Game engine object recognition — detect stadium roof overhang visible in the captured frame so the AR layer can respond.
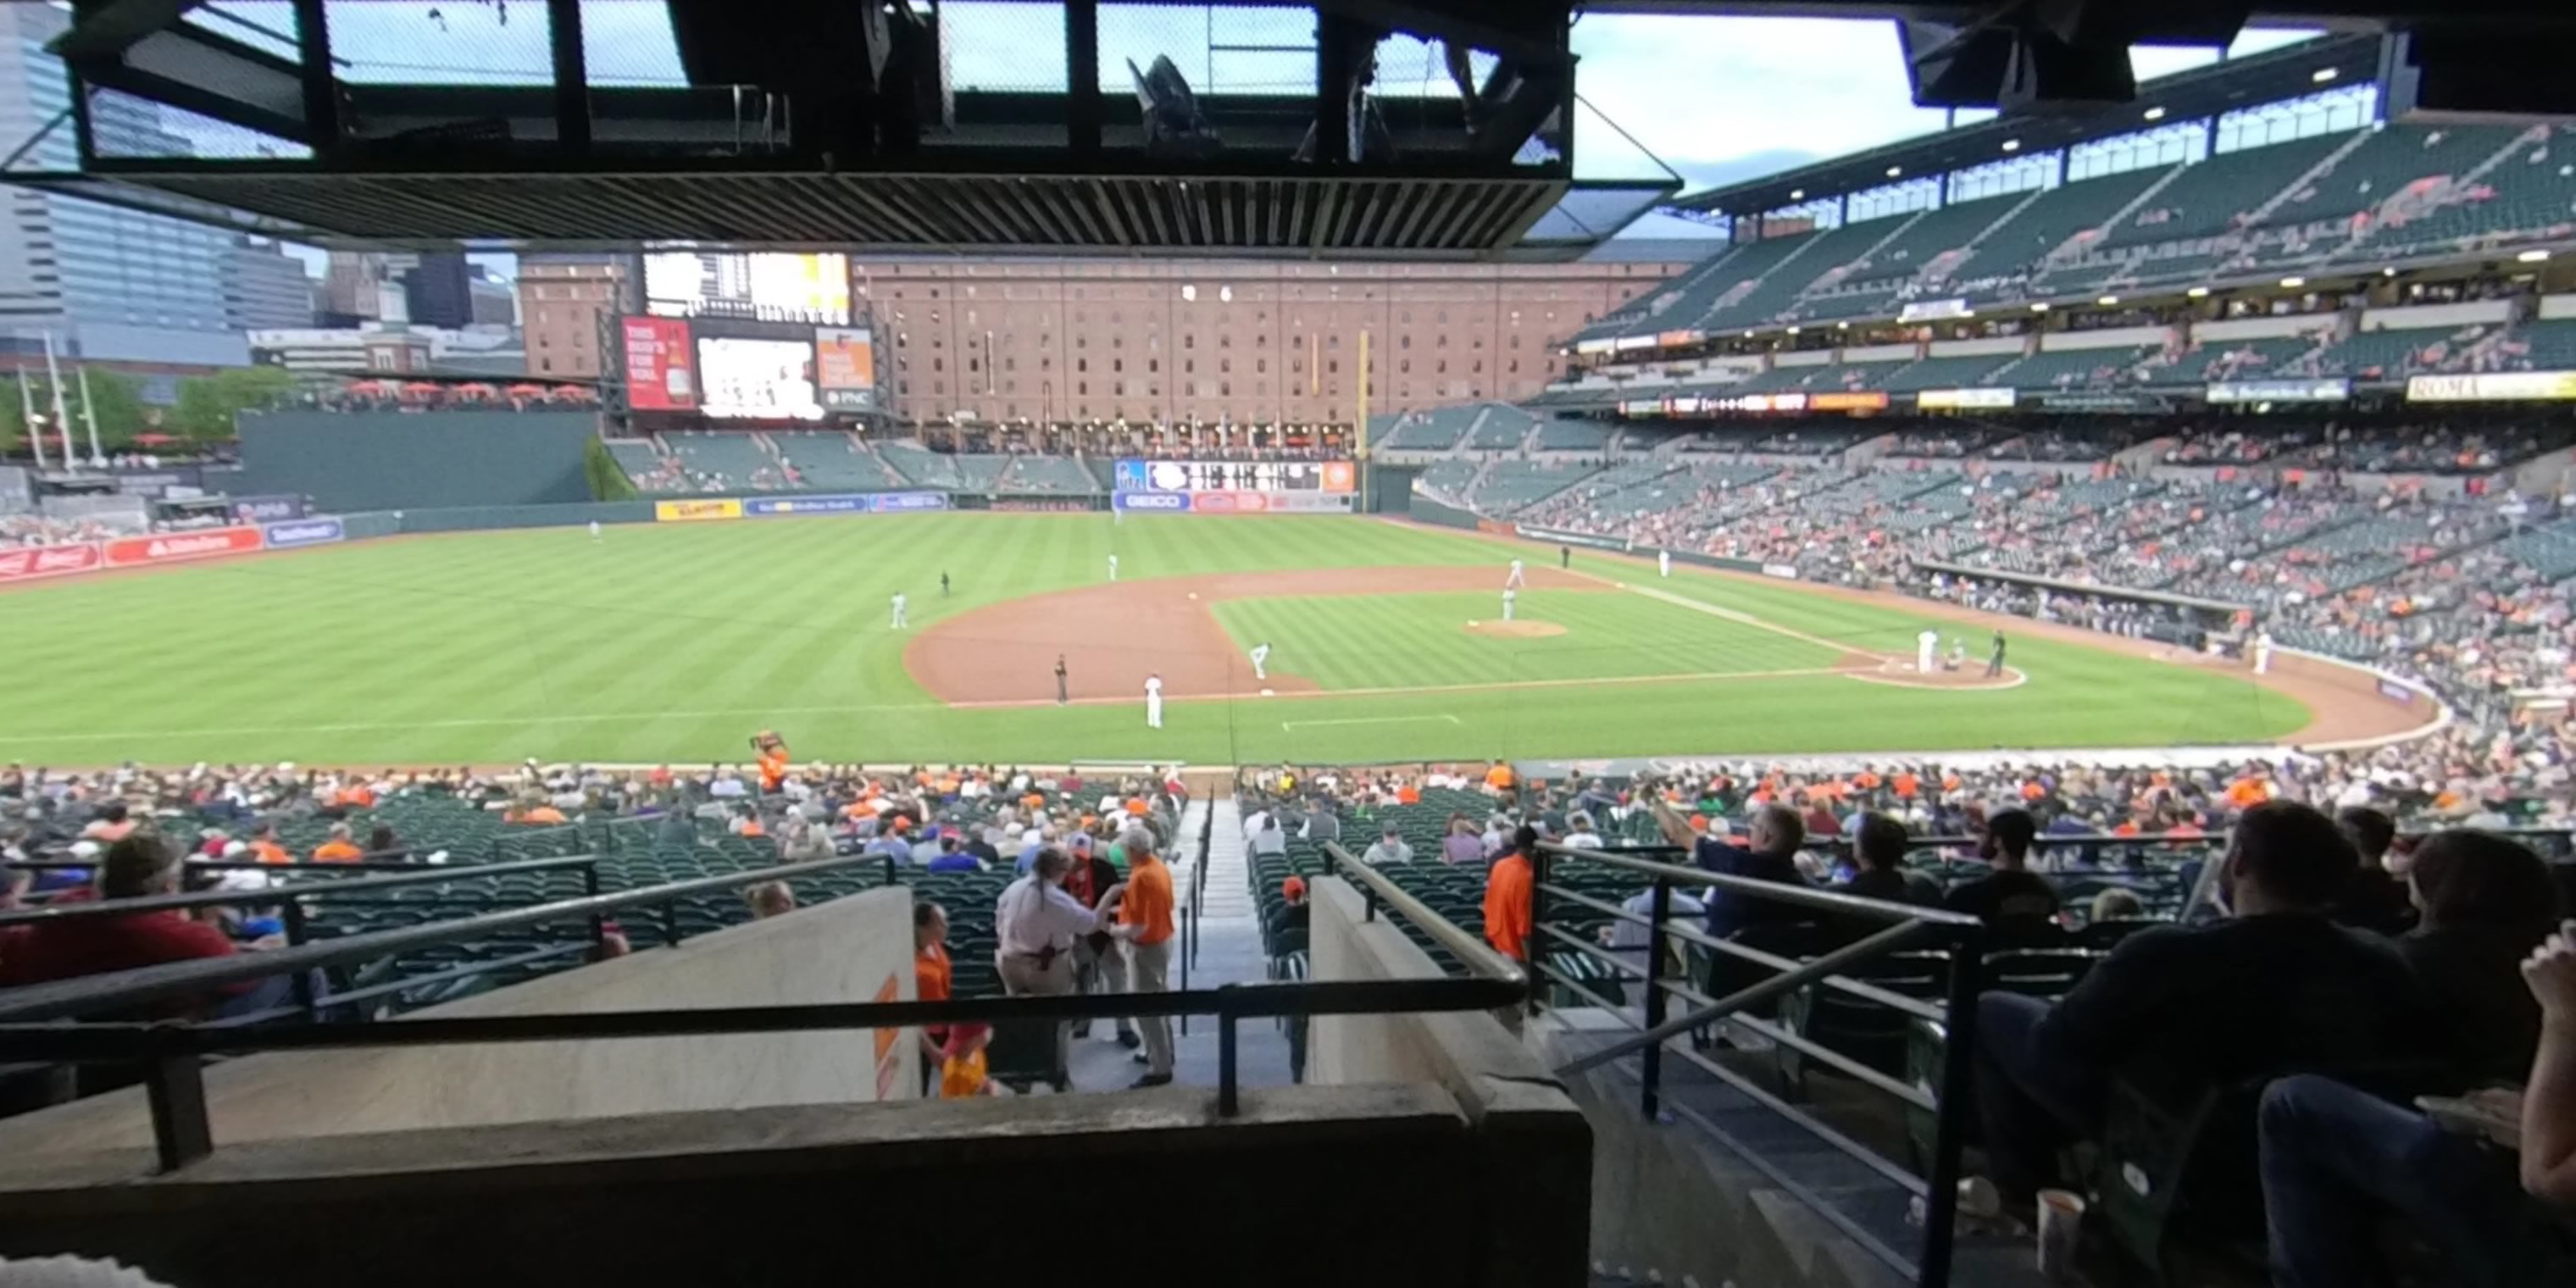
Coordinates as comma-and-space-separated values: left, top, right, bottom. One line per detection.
3, 0, 1676, 259
1668, 33, 2379, 217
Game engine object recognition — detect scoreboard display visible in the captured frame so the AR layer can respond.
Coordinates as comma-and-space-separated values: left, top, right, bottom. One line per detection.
1113, 459, 1355, 493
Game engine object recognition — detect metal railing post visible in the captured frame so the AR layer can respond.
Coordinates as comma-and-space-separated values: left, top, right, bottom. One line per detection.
1917, 926, 1985, 1288
1639, 877, 1671, 1119
1527, 842, 1550, 1016
657, 899, 681, 948
581, 861, 606, 951
279, 899, 319, 1015
142, 1042, 213, 1174
1216, 984, 1240, 1117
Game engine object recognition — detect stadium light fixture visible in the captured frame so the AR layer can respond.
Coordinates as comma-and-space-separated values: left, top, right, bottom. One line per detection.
2280, 276, 2307, 287
2142, 106, 2167, 121
1886, 165, 1903, 177
1790, 189, 1804, 201
2001, 139, 2022, 153
1786, 325, 1802, 335
2187, 286, 2212, 297
1836, 321, 1850, 330
2097, 295, 2120, 306
2518, 249, 2551, 263
2312, 68, 2339, 83
2029, 302, 2050, 313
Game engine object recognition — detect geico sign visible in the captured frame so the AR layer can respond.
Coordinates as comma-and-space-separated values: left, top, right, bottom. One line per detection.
104, 526, 264, 567
0, 542, 103, 583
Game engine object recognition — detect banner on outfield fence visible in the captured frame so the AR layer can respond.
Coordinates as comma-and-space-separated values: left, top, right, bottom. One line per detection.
1761, 564, 1801, 580
1515, 525, 1630, 552
105, 526, 263, 567
2406, 370, 2576, 402
654, 497, 742, 523
262, 518, 344, 548
1113, 459, 1353, 494
229, 493, 306, 522
737, 491, 950, 518
1113, 490, 1352, 514
0, 542, 101, 584
2207, 378, 2351, 404
1917, 387, 2018, 410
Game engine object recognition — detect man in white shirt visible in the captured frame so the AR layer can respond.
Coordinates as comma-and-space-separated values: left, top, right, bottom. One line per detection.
1658, 549, 1671, 579
1249, 812, 1287, 858
891, 592, 908, 630
1562, 812, 1603, 849
1249, 641, 1271, 681
995, 848, 1124, 1079
1144, 673, 1164, 729
1361, 823, 1413, 865
1917, 628, 1940, 674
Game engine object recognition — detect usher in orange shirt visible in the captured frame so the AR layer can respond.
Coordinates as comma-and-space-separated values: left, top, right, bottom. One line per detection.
1120, 853, 1176, 946
1483, 853, 1534, 960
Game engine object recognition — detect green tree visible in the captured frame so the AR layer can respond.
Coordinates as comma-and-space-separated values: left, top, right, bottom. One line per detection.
584, 436, 639, 501
171, 366, 297, 441
71, 369, 147, 450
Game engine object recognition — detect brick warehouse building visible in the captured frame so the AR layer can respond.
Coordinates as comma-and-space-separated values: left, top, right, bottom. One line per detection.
858, 246, 1701, 428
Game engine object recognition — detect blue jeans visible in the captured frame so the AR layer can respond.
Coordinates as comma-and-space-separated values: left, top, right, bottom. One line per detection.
1973, 990, 2105, 1198
2261, 1074, 2576, 1288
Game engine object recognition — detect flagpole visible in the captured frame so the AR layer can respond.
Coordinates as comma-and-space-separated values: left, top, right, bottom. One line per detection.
42, 332, 75, 469
17, 363, 42, 470
77, 366, 103, 466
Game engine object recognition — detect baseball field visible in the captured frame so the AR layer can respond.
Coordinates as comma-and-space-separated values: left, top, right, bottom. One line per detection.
0, 512, 2401, 767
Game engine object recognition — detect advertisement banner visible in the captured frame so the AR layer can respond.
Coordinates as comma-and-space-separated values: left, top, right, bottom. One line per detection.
1113, 459, 1353, 493
2040, 392, 2169, 414
1247, 491, 1354, 514
1761, 564, 1801, 580
1574, 338, 1618, 356
0, 542, 101, 584
1618, 398, 1664, 417
2406, 370, 2576, 403
1113, 491, 1189, 513
230, 494, 307, 522
991, 498, 1095, 513
815, 326, 878, 413
746, 494, 869, 517
1655, 329, 1702, 349
1111, 490, 1346, 514
622, 317, 698, 410
869, 491, 949, 513
1917, 387, 2018, 410
2207, 378, 2351, 404
1187, 491, 1268, 514
262, 518, 344, 548
1710, 391, 1807, 414
1897, 298, 1973, 323
1808, 391, 1890, 412
654, 497, 743, 523
1612, 335, 1658, 352
104, 526, 263, 567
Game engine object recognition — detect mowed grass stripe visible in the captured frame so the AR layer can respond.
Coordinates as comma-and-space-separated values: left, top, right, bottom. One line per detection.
0, 515, 2315, 764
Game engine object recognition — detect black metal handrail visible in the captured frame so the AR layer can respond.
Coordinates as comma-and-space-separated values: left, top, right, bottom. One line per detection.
0, 854, 602, 929
0, 854, 861, 1024
1320, 841, 1529, 989
1524, 841, 1987, 1288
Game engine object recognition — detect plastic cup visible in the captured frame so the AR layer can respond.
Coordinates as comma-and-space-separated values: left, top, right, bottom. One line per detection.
2035, 1188, 2086, 1280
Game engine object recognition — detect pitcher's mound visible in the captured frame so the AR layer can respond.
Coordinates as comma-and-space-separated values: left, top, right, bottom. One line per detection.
1466, 619, 1566, 640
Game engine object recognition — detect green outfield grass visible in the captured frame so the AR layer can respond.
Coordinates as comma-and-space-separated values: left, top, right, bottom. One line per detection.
1209, 590, 1840, 688
0, 514, 2315, 765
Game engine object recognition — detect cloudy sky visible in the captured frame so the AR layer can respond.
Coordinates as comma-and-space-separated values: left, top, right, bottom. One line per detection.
188, 3, 2323, 268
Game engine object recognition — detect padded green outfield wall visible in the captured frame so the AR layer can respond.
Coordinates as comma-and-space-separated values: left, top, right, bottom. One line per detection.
235, 411, 603, 512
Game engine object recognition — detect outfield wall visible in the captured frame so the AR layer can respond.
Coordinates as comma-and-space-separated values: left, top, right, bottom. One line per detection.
235, 411, 603, 512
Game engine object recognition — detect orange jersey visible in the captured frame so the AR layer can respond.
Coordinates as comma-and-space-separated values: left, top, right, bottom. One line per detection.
1483, 854, 1534, 959
1120, 855, 1177, 945
758, 749, 790, 792
311, 841, 364, 863
1485, 763, 1515, 791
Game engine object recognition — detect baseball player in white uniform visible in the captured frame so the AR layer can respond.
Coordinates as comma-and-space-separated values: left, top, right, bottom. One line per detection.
1144, 673, 1164, 728
1657, 549, 1671, 579
2253, 630, 2273, 675
1502, 588, 1518, 622
1249, 642, 1271, 681
891, 592, 908, 629
1505, 558, 1526, 589
1108, 553, 1119, 582
1916, 628, 1940, 674
589, 519, 602, 541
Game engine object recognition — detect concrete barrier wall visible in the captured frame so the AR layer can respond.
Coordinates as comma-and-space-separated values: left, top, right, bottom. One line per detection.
1309, 877, 1593, 1288
0, 886, 919, 1156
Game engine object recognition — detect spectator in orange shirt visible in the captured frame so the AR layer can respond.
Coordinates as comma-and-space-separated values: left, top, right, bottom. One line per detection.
1113, 826, 1179, 1087
752, 730, 789, 795
1483, 825, 1536, 961
311, 823, 364, 863
247, 823, 290, 866
1485, 761, 1516, 795
913, 901, 952, 1088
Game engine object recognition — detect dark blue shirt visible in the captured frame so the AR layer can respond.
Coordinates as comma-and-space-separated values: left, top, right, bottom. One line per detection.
1692, 837, 1812, 938
925, 852, 981, 874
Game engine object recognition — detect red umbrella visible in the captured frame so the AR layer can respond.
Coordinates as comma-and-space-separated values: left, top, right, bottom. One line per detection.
454, 383, 499, 399
506, 383, 549, 399
398, 381, 441, 399
547, 385, 592, 402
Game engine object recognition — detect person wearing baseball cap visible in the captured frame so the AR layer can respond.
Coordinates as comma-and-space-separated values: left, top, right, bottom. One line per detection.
1270, 876, 1313, 1082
